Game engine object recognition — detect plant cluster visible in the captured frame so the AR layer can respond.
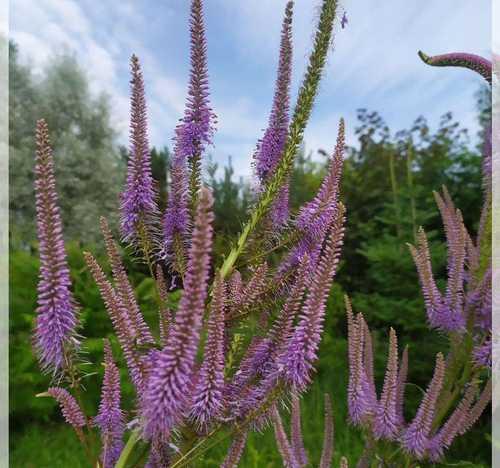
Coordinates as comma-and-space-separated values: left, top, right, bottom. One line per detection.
29, 1, 491, 467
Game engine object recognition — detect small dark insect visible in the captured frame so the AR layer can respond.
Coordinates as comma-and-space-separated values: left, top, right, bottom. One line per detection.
341, 11, 348, 29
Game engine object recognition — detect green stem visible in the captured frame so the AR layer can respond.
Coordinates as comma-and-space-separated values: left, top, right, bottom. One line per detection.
115, 429, 141, 468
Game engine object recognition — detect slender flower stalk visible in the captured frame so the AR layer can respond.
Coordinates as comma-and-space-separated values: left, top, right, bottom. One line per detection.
43, 387, 86, 429
402, 353, 445, 459
373, 328, 400, 440
155, 264, 172, 346
281, 204, 345, 390
94, 340, 125, 468
319, 393, 334, 468
120, 55, 158, 244
272, 406, 300, 468
101, 217, 154, 346
189, 275, 226, 430
221, 431, 248, 468
33, 119, 79, 374
84, 252, 147, 393
179, 0, 216, 211
290, 393, 308, 467
144, 187, 214, 440
253, 0, 294, 227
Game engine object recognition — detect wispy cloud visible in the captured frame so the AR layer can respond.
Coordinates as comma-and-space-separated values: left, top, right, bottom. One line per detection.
11, 0, 490, 177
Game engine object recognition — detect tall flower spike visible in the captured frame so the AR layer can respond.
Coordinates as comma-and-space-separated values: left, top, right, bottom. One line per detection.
221, 430, 248, 468
253, 0, 294, 227
44, 387, 86, 429
374, 328, 400, 440
189, 275, 226, 430
101, 217, 154, 346
402, 353, 445, 459
163, 149, 190, 274
418, 50, 492, 85
459, 379, 492, 436
408, 229, 443, 329
178, 0, 216, 209
144, 187, 214, 440
280, 120, 345, 276
120, 55, 158, 244
319, 393, 334, 468
94, 340, 125, 468
281, 204, 345, 390
427, 384, 477, 462
291, 393, 308, 466
361, 318, 377, 407
33, 119, 79, 374
84, 252, 147, 392
272, 406, 300, 468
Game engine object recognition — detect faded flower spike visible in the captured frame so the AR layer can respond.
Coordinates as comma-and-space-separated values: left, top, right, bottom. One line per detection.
144, 187, 214, 440
120, 55, 159, 244
33, 119, 79, 374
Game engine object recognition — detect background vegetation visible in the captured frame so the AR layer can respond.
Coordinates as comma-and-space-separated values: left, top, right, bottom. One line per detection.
9, 42, 491, 467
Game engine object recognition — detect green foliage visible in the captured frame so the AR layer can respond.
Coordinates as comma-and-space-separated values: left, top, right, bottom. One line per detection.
9, 41, 125, 245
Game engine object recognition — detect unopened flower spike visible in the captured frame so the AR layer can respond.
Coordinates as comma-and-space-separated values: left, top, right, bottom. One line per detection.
272, 406, 300, 468
120, 55, 159, 245
33, 119, 80, 374
319, 393, 334, 468
41, 387, 86, 430
291, 392, 309, 466
144, 187, 214, 440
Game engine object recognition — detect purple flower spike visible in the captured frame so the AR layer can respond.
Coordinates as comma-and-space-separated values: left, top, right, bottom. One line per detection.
319, 393, 334, 468
374, 328, 400, 440
253, 0, 294, 227
33, 119, 79, 374
280, 120, 345, 276
144, 187, 214, 441
120, 55, 158, 244
45, 387, 86, 429
221, 430, 248, 468
101, 217, 155, 346
189, 275, 226, 430
281, 204, 345, 390
473, 333, 491, 368
272, 406, 300, 468
177, 0, 216, 202
94, 340, 125, 468
163, 149, 190, 269
291, 393, 308, 466
402, 353, 445, 459
418, 50, 492, 85
395, 345, 409, 426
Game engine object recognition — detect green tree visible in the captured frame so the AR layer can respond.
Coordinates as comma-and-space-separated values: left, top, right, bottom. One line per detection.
9, 42, 125, 246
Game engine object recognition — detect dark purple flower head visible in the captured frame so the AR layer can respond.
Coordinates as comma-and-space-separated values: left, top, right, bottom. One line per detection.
473, 333, 491, 368
94, 340, 125, 468
341, 11, 348, 29
120, 55, 158, 243
253, 1, 294, 226
144, 187, 214, 440
33, 119, 79, 374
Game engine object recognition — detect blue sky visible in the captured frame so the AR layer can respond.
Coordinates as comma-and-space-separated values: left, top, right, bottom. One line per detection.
11, 0, 491, 178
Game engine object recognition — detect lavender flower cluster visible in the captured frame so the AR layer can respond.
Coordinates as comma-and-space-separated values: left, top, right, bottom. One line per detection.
30, 1, 490, 467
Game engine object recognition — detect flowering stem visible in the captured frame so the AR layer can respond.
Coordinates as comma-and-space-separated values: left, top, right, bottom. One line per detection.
219, 0, 338, 279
